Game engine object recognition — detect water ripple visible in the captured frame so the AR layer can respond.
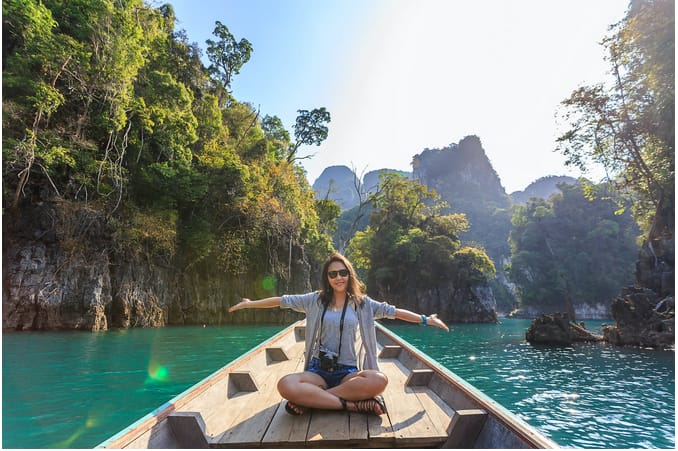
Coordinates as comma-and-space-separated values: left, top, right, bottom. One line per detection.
386, 319, 674, 449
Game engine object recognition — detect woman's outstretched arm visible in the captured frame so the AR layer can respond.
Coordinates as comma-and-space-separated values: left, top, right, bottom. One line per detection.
395, 308, 450, 332
228, 297, 281, 313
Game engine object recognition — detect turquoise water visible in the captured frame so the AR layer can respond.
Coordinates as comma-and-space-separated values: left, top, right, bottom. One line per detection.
388, 320, 675, 449
2, 325, 285, 449
2, 319, 675, 449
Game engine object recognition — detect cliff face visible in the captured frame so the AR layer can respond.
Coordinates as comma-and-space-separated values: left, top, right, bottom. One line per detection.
312, 166, 411, 211
602, 235, 675, 349
372, 282, 498, 324
3, 203, 114, 331
413, 135, 510, 210
510, 175, 578, 205
3, 202, 307, 331
312, 166, 360, 210
412, 136, 514, 312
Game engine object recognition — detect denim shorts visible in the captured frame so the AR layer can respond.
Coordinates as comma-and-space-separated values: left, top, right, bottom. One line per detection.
307, 357, 359, 388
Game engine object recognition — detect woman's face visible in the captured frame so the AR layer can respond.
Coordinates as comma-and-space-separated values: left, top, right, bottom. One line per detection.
327, 261, 349, 294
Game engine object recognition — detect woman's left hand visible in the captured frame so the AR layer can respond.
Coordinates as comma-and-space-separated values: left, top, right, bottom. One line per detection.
427, 313, 450, 332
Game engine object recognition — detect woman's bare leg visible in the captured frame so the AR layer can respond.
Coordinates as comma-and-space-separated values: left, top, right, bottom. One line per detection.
277, 369, 388, 414
277, 372, 343, 410
327, 370, 388, 401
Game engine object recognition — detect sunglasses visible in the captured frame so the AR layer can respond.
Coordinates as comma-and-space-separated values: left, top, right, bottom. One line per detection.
328, 269, 349, 279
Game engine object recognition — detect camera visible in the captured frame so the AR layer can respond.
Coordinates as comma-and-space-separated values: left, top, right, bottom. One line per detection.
318, 348, 338, 371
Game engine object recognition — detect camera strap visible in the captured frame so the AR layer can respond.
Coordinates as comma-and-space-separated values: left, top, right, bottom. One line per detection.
319, 298, 349, 361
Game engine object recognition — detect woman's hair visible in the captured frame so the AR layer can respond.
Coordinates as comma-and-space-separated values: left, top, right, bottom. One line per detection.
319, 252, 364, 307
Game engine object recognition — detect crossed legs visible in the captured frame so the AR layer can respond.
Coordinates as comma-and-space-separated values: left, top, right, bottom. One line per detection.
277, 369, 388, 414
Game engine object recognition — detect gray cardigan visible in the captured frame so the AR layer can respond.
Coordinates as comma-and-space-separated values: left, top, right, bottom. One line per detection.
280, 292, 397, 371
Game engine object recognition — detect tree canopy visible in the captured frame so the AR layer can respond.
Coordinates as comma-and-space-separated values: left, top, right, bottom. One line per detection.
507, 182, 640, 315
556, 0, 674, 239
346, 173, 495, 297
2, 0, 333, 285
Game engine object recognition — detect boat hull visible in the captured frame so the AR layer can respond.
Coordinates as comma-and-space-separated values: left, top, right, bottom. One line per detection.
97, 320, 558, 448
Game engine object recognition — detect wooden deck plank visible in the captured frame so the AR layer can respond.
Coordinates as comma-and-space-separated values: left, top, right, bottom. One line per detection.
377, 359, 449, 447
258, 353, 311, 448
348, 411, 369, 444
409, 386, 456, 430
366, 413, 394, 448
306, 410, 351, 446
364, 344, 395, 447
181, 333, 302, 439
260, 399, 311, 447
209, 341, 306, 447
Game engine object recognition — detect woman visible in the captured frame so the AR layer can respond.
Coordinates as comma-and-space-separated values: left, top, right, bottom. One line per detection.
228, 252, 449, 416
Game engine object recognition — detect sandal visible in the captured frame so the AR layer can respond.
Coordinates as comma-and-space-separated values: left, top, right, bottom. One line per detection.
351, 396, 387, 416
284, 400, 307, 416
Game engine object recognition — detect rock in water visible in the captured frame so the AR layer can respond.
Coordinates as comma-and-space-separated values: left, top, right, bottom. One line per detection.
602, 287, 674, 349
526, 313, 603, 345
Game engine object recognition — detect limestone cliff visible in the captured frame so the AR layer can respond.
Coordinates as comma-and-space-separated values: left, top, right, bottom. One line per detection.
371, 282, 498, 324
510, 175, 578, 205
312, 165, 360, 210
3, 202, 307, 331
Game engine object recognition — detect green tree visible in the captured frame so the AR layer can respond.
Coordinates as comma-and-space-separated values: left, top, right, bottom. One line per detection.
2, 0, 335, 319
347, 174, 491, 297
556, 0, 674, 239
205, 21, 252, 90
287, 108, 331, 162
508, 182, 640, 315
3, 0, 161, 211
261, 115, 291, 159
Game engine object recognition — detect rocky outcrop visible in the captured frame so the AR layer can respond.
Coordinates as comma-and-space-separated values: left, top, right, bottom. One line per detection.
3, 203, 113, 331
510, 175, 578, 205
525, 289, 674, 350
636, 237, 674, 298
375, 282, 498, 324
602, 287, 674, 349
2, 202, 308, 331
600, 231, 675, 350
525, 313, 603, 345
312, 166, 411, 211
312, 165, 360, 210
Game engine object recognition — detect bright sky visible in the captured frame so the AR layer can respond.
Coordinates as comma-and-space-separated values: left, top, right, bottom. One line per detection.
166, 0, 629, 193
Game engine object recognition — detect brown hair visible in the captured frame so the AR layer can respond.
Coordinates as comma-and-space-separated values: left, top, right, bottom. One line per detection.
319, 252, 364, 307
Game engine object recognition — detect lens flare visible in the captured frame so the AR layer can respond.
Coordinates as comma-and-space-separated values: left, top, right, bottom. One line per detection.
51, 413, 100, 448
261, 275, 277, 291
146, 361, 170, 383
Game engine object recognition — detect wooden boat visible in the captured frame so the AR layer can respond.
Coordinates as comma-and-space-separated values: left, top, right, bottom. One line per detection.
97, 320, 559, 448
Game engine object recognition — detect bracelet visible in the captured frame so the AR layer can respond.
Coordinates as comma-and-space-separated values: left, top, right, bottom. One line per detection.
421, 314, 427, 326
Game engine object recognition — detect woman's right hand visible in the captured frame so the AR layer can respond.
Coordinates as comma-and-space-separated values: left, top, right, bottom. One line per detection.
228, 298, 251, 313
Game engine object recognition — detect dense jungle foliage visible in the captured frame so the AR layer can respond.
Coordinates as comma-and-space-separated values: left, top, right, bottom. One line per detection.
346, 173, 496, 297
507, 182, 640, 314
2, 0, 337, 281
